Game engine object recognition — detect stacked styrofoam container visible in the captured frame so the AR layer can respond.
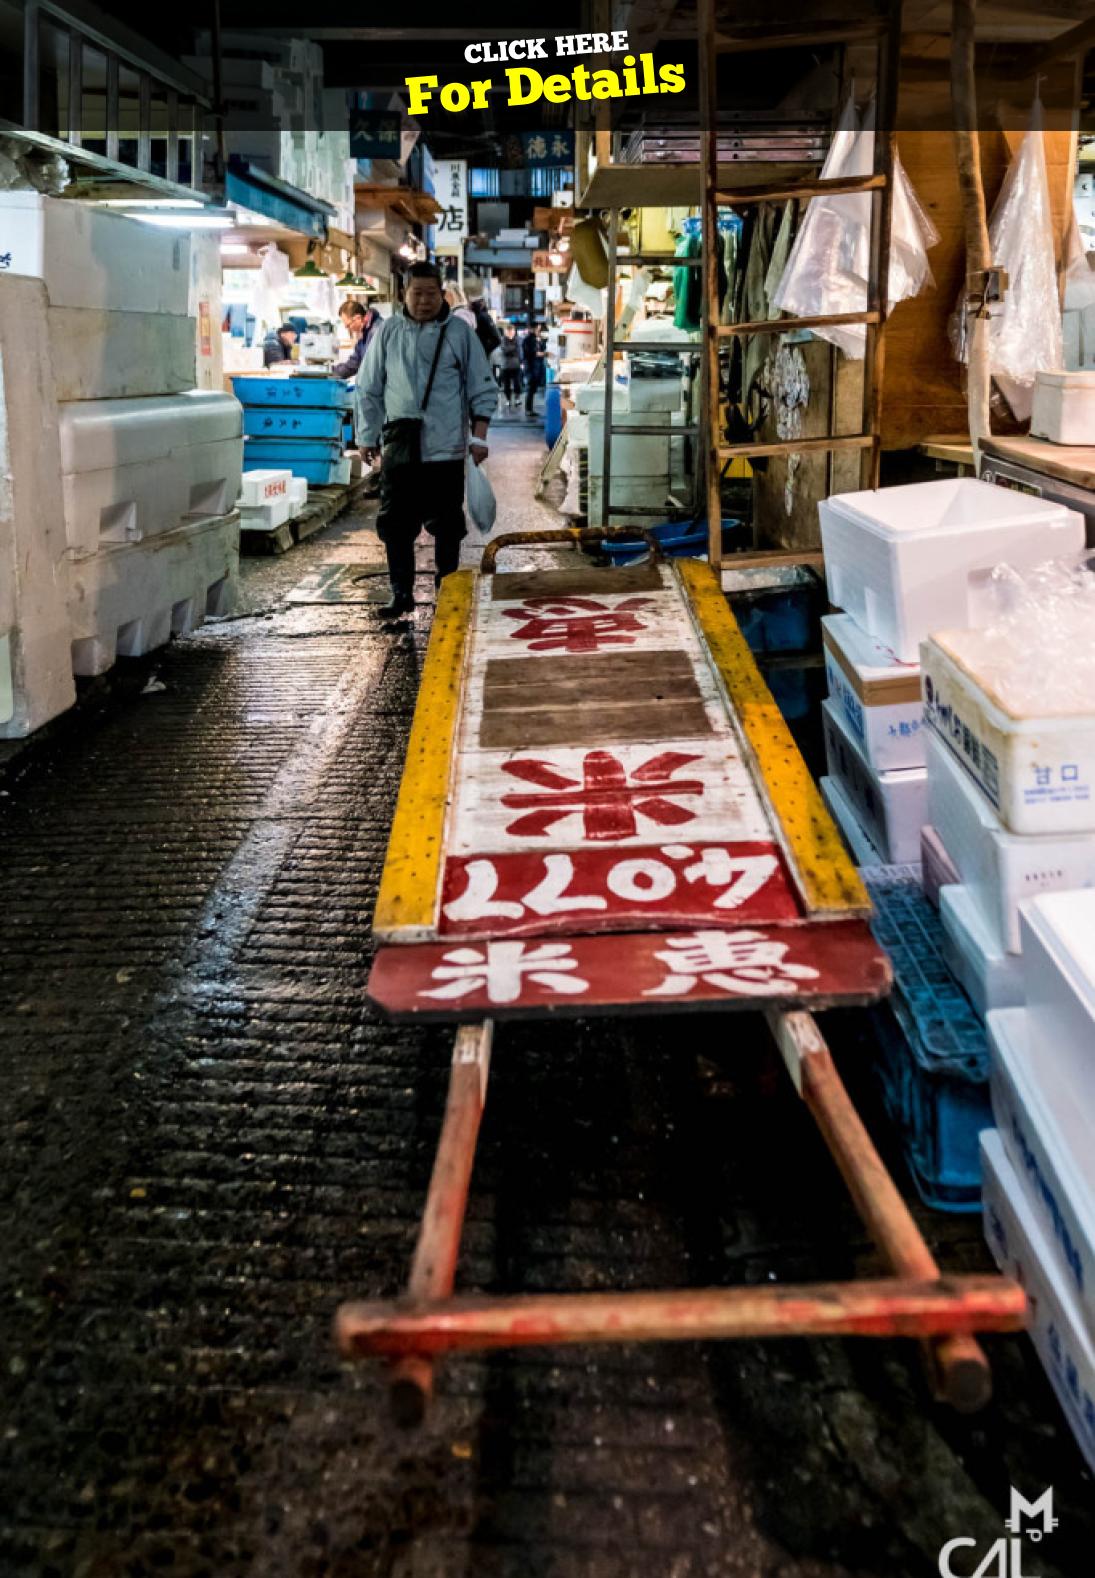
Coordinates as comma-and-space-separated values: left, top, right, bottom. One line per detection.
818, 475, 1085, 904
0, 196, 243, 726
981, 890, 1095, 1474
233, 375, 353, 486
921, 604, 1095, 1015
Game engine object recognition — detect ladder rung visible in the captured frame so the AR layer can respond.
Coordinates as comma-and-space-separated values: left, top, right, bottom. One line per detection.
609, 424, 699, 436
611, 341, 701, 354
717, 310, 881, 337
714, 172, 886, 206
717, 434, 876, 461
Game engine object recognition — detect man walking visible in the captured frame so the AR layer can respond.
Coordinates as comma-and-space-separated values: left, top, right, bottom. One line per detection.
521, 321, 543, 417
356, 262, 498, 620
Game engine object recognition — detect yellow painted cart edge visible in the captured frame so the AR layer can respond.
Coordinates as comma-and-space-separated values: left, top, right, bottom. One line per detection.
675, 557, 870, 919
373, 568, 476, 941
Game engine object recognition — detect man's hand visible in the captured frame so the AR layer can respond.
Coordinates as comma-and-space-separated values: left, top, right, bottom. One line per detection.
469, 439, 488, 467
362, 445, 381, 465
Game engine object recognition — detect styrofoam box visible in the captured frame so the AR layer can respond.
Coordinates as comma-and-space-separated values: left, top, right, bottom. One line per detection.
939, 884, 1024, 1017
287, 477, 307, 510
819, 478, 1085, 662
921, 824, 960, 908
923, 632, 1095, 835
822, 613, 923, 771
58, 394, 243, 558
239, 470, 293, 508
67, 513, 239, 676
49, 307, 196, 402
819, 773, 887, 868
239, 498, 293, 530
927, 730, 1095, 952
988, 1005, 1095, 1343
1031, 369, 1095, 447
0, 193, 190, 316
981, 1129, 1095, 1476
1019, 891, 1095, 1062
822, 698, 926, 864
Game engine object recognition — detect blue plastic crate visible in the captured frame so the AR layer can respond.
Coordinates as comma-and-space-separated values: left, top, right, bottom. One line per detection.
601, 518, 746, 565
243, 407, 345, 440
861, 865, 992, 1213
244, 436, 343, 463
231, 375, 352, 410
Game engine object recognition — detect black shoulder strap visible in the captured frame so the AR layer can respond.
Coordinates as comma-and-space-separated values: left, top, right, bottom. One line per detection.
422, 321, 450, 411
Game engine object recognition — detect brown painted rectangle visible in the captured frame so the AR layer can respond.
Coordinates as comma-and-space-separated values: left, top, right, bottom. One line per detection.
489, 564, 664, 602
480, 650, 714, 748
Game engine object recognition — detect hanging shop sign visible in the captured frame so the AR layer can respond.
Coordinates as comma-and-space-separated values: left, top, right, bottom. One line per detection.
429, 160, 470, 252
522, 130, 575, 167
350, 110, 403, 160
532, 250, 566, 273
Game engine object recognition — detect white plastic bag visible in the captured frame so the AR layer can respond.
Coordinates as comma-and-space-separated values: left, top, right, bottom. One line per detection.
465, 454, 497, 535
771, 97, 938, 357
950, 102, 1063, 418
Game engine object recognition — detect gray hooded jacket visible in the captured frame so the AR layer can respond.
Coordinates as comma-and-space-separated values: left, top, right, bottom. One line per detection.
354, 304, 498, 463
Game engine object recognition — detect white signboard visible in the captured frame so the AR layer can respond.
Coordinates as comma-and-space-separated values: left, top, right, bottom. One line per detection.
430, 159, 469, 253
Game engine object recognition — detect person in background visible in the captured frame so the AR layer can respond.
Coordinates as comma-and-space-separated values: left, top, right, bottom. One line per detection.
356, 262, 498, 621
263, 323, 297, 365
468, 293, 502, 359
332, 299, 380, 379
498, 322, 523, 411
521, 320, 544, 417
443, 284, 477, 330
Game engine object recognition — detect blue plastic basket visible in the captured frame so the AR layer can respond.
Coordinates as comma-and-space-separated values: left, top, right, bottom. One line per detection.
244, 436, 343, 463
243, 407, 345, 440
861, 865, 992, 1213
601, 518, 746, 565
231, 375, 352, 410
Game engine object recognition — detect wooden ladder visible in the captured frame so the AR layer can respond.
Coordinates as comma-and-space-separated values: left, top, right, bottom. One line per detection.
698, 0, 905, 566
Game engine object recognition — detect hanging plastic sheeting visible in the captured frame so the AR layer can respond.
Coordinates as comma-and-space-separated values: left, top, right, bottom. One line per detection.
566, 262, 606, 319
253, 244, 292, 337
950, 102, 1063, 420
771, 97, 939, 358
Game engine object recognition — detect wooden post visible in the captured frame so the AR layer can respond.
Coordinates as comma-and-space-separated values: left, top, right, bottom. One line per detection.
951, 0, 992, 464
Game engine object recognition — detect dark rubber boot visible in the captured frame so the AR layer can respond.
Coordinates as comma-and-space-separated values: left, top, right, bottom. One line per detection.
378, 588, 414, 621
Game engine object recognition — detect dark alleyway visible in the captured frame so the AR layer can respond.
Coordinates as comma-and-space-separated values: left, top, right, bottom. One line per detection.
1, 426, 1092, 1578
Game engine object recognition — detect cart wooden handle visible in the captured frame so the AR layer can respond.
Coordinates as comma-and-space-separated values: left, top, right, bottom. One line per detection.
480, 525, 664, 573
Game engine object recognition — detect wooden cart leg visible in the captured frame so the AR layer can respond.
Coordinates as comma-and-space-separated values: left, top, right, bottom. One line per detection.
387, 1020, 492, 1426
767, 1009, 993, 1413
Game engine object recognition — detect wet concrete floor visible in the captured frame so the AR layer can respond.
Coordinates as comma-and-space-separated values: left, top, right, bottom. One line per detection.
1, 421, 1091, 1577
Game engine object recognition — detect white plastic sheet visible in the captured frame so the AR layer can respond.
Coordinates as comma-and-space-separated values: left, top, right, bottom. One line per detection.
771, 98, 939, 358
951, 103, 1064, 418
465, 454, 497, 535
961, 554, 1095, 716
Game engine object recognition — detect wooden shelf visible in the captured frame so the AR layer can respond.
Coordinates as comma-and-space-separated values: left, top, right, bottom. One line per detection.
577, 160, 817, 210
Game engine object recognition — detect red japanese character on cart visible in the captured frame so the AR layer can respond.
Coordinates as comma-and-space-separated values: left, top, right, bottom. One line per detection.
501, 749, 703, 840
502, 595, 655, 654
644, 930, 820, 998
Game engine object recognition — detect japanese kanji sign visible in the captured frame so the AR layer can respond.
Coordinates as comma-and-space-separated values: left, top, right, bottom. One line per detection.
350, 110, 403, 160
428, 159, 469, 250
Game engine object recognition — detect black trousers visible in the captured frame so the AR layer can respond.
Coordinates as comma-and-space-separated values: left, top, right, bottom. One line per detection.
500, 368, 522, 401
375, 458, 466, 593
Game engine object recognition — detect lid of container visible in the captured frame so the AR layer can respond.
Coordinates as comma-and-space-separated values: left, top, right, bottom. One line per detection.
1035, 368, 1095, 389
824, 476, 1074, 538
822, 612, 920, 682
1022, 891, 1095, 1018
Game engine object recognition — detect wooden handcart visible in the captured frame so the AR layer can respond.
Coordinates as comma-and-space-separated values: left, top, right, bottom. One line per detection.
337, 532, 1025, 1424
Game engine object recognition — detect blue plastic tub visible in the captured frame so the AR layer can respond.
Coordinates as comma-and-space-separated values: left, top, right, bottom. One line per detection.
601, 518, 745, 564
242, 455, 351, 486
243, 407, 345, 440
231, 375, 353, 410
861, 865, 992, 1212
244, 436, 343, 463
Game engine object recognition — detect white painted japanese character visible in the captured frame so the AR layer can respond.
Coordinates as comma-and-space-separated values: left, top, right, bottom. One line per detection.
442, 859, 524, 923
680, 849, 779, 909
522, 854, 607, 916
420, 941, 589, 1004
644, 929, 819, 998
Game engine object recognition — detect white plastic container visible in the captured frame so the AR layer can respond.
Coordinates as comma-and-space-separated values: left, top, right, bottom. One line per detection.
922, 632, 1095, 835
822, 613, 924, 771
287, 477, 308, 511
822, 698, 926, 864
239, 470, 294, 508
988, 1006, 1095, 1345
819, 773, 887, 868
819, 478, 1085, 662
0, 193, 191, 316
981, 1128, 1095, 1476
939, 883, 1025, 1017
1031, 369, 1095, 447
927, 731, 1095, 952
239, 498, 293, 530
1019, 891, 1095, 1061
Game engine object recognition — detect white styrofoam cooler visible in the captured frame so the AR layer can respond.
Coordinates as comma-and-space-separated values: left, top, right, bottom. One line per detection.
822, 697, 926, 864
0, 193, 191, 316
922, 632, 1095, 835
58, 394, 243, 559
981, 1129, 1095, 1475
1031, 369, 1095, 446
819, 478, 1085, 662
67, 513, 239, 676
239, 499, 293, 531
939, 883, 1025, 1017
988, 1005, 1095, 1345
48, 307, 197, 402
927, 731, 1095, 953
822, 613, 924, 771
239, 470, 293, 508
1019, 891, 1095, 1061
819, 773, 887, 867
